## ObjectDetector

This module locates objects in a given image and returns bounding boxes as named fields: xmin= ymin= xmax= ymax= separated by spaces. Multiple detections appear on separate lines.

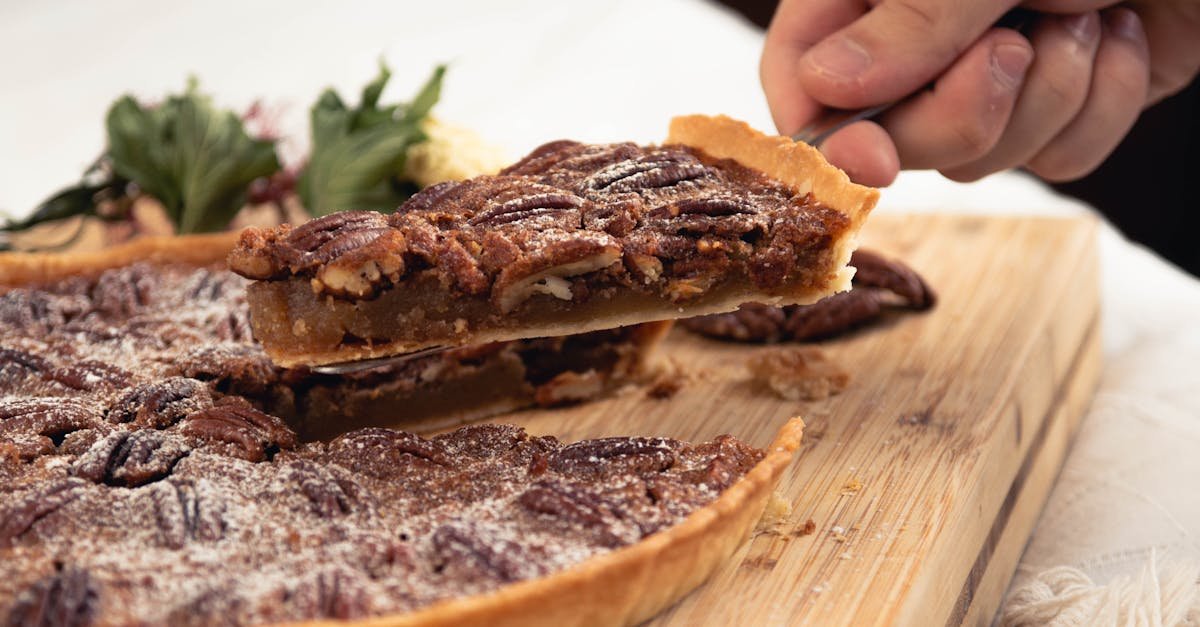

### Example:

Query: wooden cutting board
xmin=482 ymin=213 xmax=1101 ymax=626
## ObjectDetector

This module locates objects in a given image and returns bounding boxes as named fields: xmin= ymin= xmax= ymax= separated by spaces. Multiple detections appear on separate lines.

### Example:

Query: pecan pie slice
xmin=229 ymin=115 xmax=878 ymax=367
xmin=0 ymin=235 xmax=668 ymax=439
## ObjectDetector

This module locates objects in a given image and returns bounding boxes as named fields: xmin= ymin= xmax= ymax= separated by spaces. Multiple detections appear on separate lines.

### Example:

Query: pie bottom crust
xmin=295 ymin=417 xmax=804 ymax=627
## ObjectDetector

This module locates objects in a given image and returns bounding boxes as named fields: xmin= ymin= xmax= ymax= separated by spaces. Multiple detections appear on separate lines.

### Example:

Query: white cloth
xmin=3 ymin=1 xmax=1199 ymax=623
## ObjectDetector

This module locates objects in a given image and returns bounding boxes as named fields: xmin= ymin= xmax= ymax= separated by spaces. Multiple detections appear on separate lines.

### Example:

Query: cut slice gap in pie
xmin=229 ymin=115 xmax=878 ymax=368
xmin=0 ymin=234 xmax=668 ymax=441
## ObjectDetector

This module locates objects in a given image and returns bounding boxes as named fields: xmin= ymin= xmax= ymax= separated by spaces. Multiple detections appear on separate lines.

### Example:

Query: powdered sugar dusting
xmin=0 ymin=263 xmax=764 ymax=624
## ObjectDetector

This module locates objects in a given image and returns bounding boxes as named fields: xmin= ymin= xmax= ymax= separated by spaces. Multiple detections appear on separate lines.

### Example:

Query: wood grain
xmin=476 ymin=213 xmax=1101 ymax=626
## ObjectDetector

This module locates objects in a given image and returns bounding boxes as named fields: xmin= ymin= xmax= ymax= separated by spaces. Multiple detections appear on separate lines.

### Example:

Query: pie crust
xmin=0 ymin=232 xmax=240 ymax=285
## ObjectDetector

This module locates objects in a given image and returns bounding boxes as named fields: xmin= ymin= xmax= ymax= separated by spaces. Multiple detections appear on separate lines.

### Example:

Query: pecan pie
xmin=229 ymin=115 xmax=878 ymax=367
xmin=0 ymin=235 xmax=805 ymax=625
xmin=0 ymin=235 xmax=669 ymax=440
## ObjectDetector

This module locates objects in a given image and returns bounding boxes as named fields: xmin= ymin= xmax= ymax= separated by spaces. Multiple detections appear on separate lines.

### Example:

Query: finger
xmin=943 ymin=12 xmax=1101 ymax=182
xmin=816 ymin=121 xmax=900 ymax=187
xmin=1131 ymin=1 xmax=1200 ymax=103
xmin=796 ymin=0 xmax=1018 ymax=109
xmin=1026 ymin=7 xmax=1151 ymax=181
xmin=760 ymin=0 xmax=868 ymax=134
xmin=1021 ymin=0 xmax=1119 ymax=13
xmin=876 ymin=29 xmax=1033 ymax=171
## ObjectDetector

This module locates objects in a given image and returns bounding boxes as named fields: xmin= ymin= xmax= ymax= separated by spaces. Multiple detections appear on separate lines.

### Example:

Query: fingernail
xmin=807 ymin=36 xmax=872 ymax=81
xmin=1106 ymin=7 xmax=1143 ymax=41
xmin=990 ymin=43 xmax=1032 ymax=90
xmin=1061 ymin=12 xmax=1099 ymax=44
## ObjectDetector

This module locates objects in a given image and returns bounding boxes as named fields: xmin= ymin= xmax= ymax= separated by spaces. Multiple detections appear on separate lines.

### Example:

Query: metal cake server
xmin=309 ymin=345 xmax=450 ymax=375
xmin=790 ymin=101 xmax=897 ymax=147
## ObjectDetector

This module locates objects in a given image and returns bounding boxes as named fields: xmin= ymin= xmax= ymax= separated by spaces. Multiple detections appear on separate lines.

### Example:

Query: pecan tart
xmin=229 ymin=115 xmax=878 ymax=367
xmin=0 ymin=237 xmax=804 ymax=625
xmin=0 ymin=235 xmax=670 ymax=440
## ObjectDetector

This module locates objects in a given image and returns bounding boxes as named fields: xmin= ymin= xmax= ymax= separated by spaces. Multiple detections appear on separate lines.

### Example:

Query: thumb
xmin=797 ymin=0 xmax=1021 ymax=108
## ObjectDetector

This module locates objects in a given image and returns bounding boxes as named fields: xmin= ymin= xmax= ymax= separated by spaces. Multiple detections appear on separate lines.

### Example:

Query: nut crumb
xmin=645 ymin=358 xmax=691 ymax=400
xmin=746 ymin=347 xmax=849 ymax=401
xmin=646 ymin=376 xmax=683 ymax=399
xmin=756 ymin=492 xmax=792 ymax=531
xmin=794 ymin=518 xmax=817 ymax=537
xmin=840 ymin=478 xmax=863 ymax=496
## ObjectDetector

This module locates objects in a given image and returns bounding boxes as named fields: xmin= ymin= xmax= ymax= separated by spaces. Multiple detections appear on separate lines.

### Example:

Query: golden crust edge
xmin=0 ymin=232 xmax=241 ymax=287
xmin=288 ymin=417 xmax=805 ymax=627
xmin=667 ymin=114 xmax=879 ymax=294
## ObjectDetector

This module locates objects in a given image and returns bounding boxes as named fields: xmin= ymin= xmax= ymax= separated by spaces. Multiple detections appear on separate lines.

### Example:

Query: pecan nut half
xmin=0 ymin=478 xmax=90 ymax=546
xmin=549 ymin=436 xmax=679 ymax=475
xmin=6 ymin=566 xmax=100 ymax=627
xmin=71 ymin=430 xmax=190 ymax=487
xmin=148 ymin=478 xmax=227 ymax=549
xmin=286 ymin=568 xmax=373 ymax=620
xmin=180 ymin=401 xmax=297 ymax=462
xmin=325 ymin=428 xmax=451 ymax=477
xmin=106 ymin=377 xmax=214 ymax=429
xmin=430 ymin=523 xmax=536 ymax=583
xmin=0 ymin=398 xmax=99 ymax=441
xmin=517 ymin=479 xmax=631 ymax=547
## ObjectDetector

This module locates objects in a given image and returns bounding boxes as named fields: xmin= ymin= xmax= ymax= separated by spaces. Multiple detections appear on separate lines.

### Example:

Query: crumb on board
xmin=646 ymin=373 xmax=684 ymax=399
xmin=840 ymin=477 xmax=863 ymax=496
xmin=645 ymin=358 xmax=689 ymax=399
xmin=745 ymin=347 xmax=850 ymax=401
xmin=756 ymin=492 xmax=793 ymax=531
xmin=793 ymin=518 xmax=817 ymax=537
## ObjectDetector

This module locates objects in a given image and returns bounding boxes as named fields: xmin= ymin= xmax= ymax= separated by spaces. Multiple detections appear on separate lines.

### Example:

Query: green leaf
xmin=1 ymin=182 xmax=106 ymax=233
xmin=298 ymin=63 xmax=445 ymax=216
xmin=400 ymin=65 xmax=445 ymax=126
xmin=104 ymin=81 xmax=281 ymax=234
xmin=359 ymin=61 xmax=391 ymax=112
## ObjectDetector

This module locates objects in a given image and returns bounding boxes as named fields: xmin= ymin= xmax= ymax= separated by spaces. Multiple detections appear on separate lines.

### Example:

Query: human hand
xmin=760 ymin=0 xmax=1200 ymax=186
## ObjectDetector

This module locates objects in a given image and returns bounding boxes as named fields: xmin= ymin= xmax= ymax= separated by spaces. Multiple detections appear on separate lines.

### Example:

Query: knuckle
xmin=1027 ymin=149 xmax=1095 ymax=182
xmin=940 ymin=165 xmax=989 ymax=183
xmin=1097 ymin=50 xmax=1150 ymax=103
xmin=948 ymin=118 xmax=1000 ymax=160
xmin=889 ymin=0 xmax=942 ymax=33
xmin=1149 ymin=66 xmax=1189 ymax=100
xmin=1040 ymin=65 xmax=1092 ymax=111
